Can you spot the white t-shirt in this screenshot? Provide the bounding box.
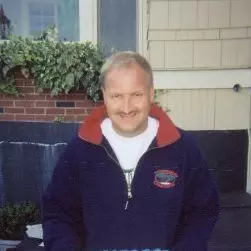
[101,117,159,194]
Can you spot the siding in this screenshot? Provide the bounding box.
[147,0,251,70]
[156,88,250,130]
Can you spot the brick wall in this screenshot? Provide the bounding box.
[0,74,101,122]
[147,0,251,70]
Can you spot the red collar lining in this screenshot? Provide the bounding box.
[78,104,181,147]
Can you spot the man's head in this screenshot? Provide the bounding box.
[100,51,154,137]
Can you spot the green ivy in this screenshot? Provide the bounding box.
[0,27,105,102]
[0,80,19,96]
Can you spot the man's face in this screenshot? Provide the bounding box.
[102,63,154,137]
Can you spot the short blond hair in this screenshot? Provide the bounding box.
[99,51,153,88]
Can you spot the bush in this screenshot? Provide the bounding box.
[0,26,105,102]
[0,201,41,240]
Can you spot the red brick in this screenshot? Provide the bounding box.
[76,115,88,122]
[15,101,35,107]
[95,101,104,107]
[20,94,46,100]
[86,108,94,114]
[66,93,86,101]
[18,87,35,94]
[13,71,25,79]
[25,108,45,114]
[4,107,24,114]
[35,101,55,107]
[35,115,56,121]
[15,80,25,87]
[46,94,66,101]
[42,89,50,94]
[0,114,15,121]
[24,80,35,86]
[0,101,14,106]
[15,114,35,121]
[0,95,16,100]
[64,115,77,122]
[66,108,86,115]
[75,101,95,108]
[46,108,65,115]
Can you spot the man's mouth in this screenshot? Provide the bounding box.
[119,113,137,118]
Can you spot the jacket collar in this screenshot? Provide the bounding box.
[78,104,181,147]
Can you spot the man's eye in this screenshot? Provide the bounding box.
[111,94,121,98]
[134,93,143,97]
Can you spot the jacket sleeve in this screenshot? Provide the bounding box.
[172,136,220,251]
[42,139,84,251]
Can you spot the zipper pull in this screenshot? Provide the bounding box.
[124,189,132,210]
[125,200,129,210]
[124,169,134,210]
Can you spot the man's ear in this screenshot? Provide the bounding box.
[101,87,106,104]
[150,86,154,103]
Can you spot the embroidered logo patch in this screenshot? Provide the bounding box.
[154,169,178,188]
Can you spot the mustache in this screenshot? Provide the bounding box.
[117,111,138,116]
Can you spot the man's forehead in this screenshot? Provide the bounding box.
[107,88,146,93]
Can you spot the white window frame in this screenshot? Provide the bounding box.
[79,0,97,43]
[80,0,143,53]
[153,69,251,90]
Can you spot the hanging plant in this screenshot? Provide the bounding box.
[0,26,105,102]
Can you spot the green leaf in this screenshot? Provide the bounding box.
[0,26,104,101]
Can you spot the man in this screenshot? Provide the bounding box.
[42,51,219,251]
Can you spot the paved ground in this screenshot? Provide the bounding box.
[208,192,251,251]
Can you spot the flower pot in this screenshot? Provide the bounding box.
[0,239,21,251]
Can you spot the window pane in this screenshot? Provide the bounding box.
[29,16,42,33]
[29,3,42,16]
[42,3,54,17]
[0,0,79,41]
[29,3,55,36]
[98,0,136,54]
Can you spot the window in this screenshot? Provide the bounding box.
[28,2,57,36]
[0,0,79,41]
[98,0,137,54]
[0,0,139,50]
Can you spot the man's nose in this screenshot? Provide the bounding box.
[122,97,132,114]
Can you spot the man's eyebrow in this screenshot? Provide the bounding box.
[132,90,144,93]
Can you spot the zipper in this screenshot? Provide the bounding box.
[101,144,164,210]
[125,145,164,210]
[99,144,131,210]
[80,135,165,210]
[124,169,134,210]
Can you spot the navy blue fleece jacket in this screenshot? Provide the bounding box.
[42,104,219,251]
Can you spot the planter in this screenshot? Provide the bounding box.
[0,239,21,251]
[26,224,43,239]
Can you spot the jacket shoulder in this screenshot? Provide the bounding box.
[59,136,90,161]
[176,128,200,149]
[175,128,207,167]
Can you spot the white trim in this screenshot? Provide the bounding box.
[153,69,251,89]
[79,0,97,43]
[92,0,98,43]
[137,0,141,53]
[138,0,147,55]
[21,0,29,37]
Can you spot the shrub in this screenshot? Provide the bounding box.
[0,201,41,240]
